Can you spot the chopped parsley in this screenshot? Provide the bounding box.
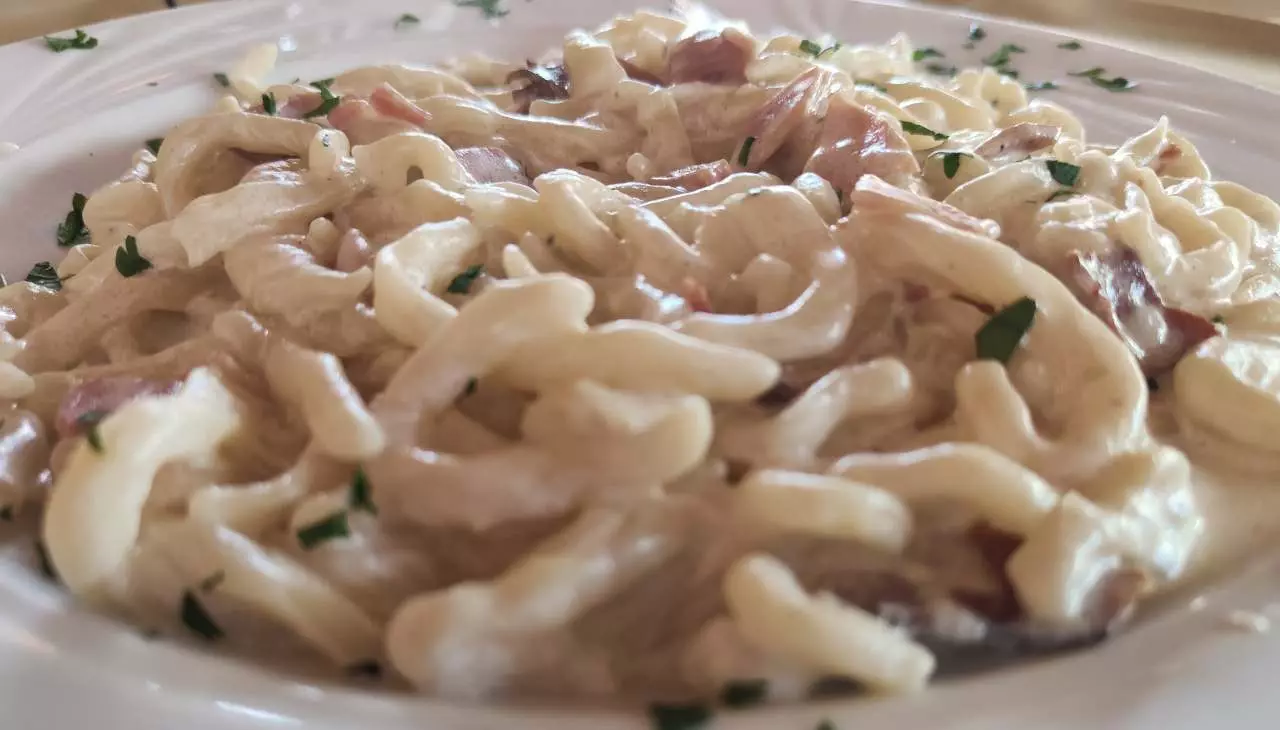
[44,30,99,53]
[925,62,958,77]
[348,468,377,514]
[115,235,152,278]
[1212,315,1226,325]
[34,540,58,582]
[1024,80,1059,91]
[395,13,421,29]
[939,151,970,179]
[737,136,756,167]
[719,679,768,708]
[816,722,837,730]
[965,23,986,48]
[1058,40,1083,50]
[446,264,484,294]
[261,92,278,116]
[77,410,107,453]
[347,661,382,678]
[213,72,231,87]
[1146,376,1160,392]
[798,39,824,57]
[145,138,164,155]
[912,47,945,62]
[0,505,12,522]
[464,377,478,396]
[296,511,351,549]
[303,79,341,118]
[1070,67,1137,91]
[1045,189,1077,203]
[648,703,712,730]
[454,0,509,20]
[982,43,1025,69]
[998,68,1020,79]
[975,297,1037,363]
[24,262,61,291]
[180,590,223,641]
[1045,160,1081,187]
[56,192,90,247]
[900,120,948,141]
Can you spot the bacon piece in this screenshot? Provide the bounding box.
[848,175,998,238]
[55,377,179,439]
[1060,245,1218,375]
[740,68,829,174]
[454,146,530,185]
[326,98,418,145]
[974,123,1060,164]
[617,57,665,86]
[507,63,570,113]
[335,229,373,273]
[648,160,732,190]
[666,28,755,85]
[681,278,712,313]
[369,84,430,128]
[804,96,921,198]
[1154,143,1183,175]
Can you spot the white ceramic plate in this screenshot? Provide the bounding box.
[3,1,1280,728]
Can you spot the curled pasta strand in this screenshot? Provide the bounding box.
[723,553,935,694]
[733,469,912,552]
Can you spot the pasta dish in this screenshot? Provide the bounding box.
[6,5,1280,710]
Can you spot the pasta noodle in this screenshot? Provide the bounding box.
[9,6,1280,709]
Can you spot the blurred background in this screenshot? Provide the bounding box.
[3,0,1279,89]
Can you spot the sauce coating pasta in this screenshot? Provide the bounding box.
[4,6,1280,707]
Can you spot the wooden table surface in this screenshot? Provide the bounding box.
[3,0,1279,91]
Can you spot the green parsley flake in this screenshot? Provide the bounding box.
[900,120,948,141]
[395,13,421,29]
[145,138,163,155]
[648,703,712,730]
[1045,160,1081,187]
[446,264,485,294]
[44,30,98,53]
[1146,376,1160,392]
[261,92,277,116]
[925,62,958,77]
[180,590,223,641]
[912,47,944,62]
[1058,40,1083,50]
[303,80,341,119]
[1069,67,1138,91]
[737,136,756,167]
[349,468,377,514]
[1212,315,1226,325]
[77,409,107,453]
[0,505,12,522]
[213,72,231,87]
[939,151,969,179]
[1024,80,1059,91]
[115,235,152,278]
[25,262,61,291]
[815,721,837,730]
[454,0,509,20]
[297,511,351,549]
[975,297,1037,363]
[982,43,1025,68]
[967,23,986,43]
[56,192,90,247]
[719,679,768,708]
[798,39,824,57]
[464,377,478,396]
